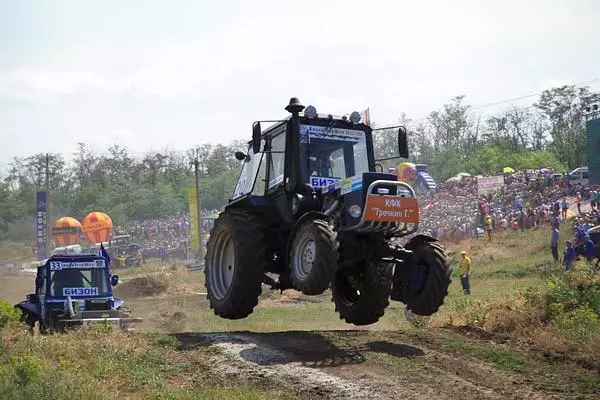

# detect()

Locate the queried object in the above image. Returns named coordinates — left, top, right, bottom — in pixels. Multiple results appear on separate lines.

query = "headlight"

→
left=304, top=105, right=317, bottom=119
left=348, top=204, right=362, bottom=218
left=349, top=111, right=361, bottom=124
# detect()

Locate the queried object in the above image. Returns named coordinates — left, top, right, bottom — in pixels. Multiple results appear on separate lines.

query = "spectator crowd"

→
left=417, top=171, right=600, bottom=244
left=112, top=209, right=218, bottom=260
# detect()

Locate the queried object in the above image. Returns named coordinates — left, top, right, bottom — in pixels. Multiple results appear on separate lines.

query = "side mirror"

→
left=252, top=122, right=262, bottom=154
left=397, top=127, right=408, bottom=158
left=35, top=276, right=43, bottom=289
left=234, top=151, right=249, bottom=162
left=110, top=275, right=119, bottom=287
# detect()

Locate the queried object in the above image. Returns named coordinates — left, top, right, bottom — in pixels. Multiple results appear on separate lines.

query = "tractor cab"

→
left=230, top=99, right=414, bottom=231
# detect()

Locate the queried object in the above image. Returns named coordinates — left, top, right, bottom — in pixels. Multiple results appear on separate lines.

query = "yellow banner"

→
left=188, top=186, right=199, bottom=251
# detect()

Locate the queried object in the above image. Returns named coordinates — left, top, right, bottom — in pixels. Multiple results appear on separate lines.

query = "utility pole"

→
left=44, top=153, right=51, bottom=257
left=193, top=149, right=203, bottom=261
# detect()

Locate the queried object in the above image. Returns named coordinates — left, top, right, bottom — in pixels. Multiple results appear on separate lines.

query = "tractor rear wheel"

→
left=402, top=238, right=452, bottom=316
left=204, top=209, right=267, bottom=319
left=290, top=219, right=339, bottom=295
left=331, top=261, right=391, bottom=325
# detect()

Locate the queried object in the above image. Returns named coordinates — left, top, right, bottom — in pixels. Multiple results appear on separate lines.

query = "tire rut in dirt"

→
left=204, top=209, right=267, bottom=319
left=331, top=262, right=391, bottom=326
left=290, top=219, right=339, bottom=295
left=403, top=239, right=452, bottom=316
left=199, top=332, right=395, bottom=400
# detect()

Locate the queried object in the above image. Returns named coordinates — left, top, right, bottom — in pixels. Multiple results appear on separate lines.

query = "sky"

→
left=1, top=0, right=599, bottom=169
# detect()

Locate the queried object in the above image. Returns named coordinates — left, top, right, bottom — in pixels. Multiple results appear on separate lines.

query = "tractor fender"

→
left=15, top=302, right=42, bottom=320
left=284, top=211, right=329, bottom=270
left=404, top=234, right=439, bottom=251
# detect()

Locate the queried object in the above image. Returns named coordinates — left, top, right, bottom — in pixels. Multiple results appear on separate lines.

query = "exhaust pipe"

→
left=66, top=296, right=75, bottom=317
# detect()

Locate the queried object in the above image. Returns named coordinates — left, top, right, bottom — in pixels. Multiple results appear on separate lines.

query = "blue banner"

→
left=36, top=191, right=47, bottom=260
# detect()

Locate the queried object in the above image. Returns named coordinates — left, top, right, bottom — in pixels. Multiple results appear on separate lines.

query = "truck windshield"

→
left=49, top=268, right=109, bottom=297
left=299, top=124, right=369, bottom=187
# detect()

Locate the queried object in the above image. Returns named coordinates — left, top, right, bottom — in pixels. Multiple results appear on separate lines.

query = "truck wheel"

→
left=402, top=239, right=451, bottom=316
left=331, top=262, right=391, bottom=325
left=290, top=219, right=339, bottom=295
left=204, top=209, right=267, bottom=319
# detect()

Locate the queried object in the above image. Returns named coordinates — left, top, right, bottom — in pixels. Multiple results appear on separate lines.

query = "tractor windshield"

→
left=299, top=124, right=369, bottom=187
left=49, top=267, right=110, bottom=297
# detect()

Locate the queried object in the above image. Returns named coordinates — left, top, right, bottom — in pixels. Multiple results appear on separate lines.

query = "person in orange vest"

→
left=575, top=192, right=582, bottom=215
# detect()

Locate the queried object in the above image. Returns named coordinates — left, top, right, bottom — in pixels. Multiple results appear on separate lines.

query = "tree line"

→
left=374, top=85, right=598, bottom=178
left=0, top=84, right=597, bottom=240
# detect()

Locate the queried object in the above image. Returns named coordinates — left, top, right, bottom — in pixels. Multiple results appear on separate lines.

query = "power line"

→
left=470, top=77, right=600, bottom=110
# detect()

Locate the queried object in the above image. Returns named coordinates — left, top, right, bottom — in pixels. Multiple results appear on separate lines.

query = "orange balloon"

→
left=52, top=217, right=82, bottom=246
left=396, top=162, right=417, bottom=184
left=82, top=211, right=113, bottom=244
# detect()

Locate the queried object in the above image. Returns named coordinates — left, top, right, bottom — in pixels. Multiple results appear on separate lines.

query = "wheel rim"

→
left=293, top=232, right=316, bottom=281
left=209, top=230, right=236, bottom=300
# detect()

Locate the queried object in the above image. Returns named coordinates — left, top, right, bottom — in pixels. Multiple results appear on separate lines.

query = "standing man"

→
left=561, top=197, right=568, bottom=221
left=485, top=215, right=493, bottom=242
left=550, top=226, right=560, bottom=262
left=563, top=240, right=576, bottom=271
left=459, top=250, right=472, bottom=295
left=583, top=239, right=596, bottom=274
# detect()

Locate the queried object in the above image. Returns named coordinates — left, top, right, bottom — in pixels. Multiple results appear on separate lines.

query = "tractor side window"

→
left=252, top=153, right=267, bottom=195
left=233, top=143, right=265, bottom=198
left=36, top=267, right=45, bottom=295
left=268, top=132, right=286, bottom=189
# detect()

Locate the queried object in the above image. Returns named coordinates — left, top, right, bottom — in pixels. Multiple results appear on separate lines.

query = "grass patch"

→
left=467, top=345, right=531, bottom=373
left=0, top=326, right=297, bottom=400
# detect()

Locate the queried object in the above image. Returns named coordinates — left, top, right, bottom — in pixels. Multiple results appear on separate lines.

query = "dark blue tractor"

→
left=14, top=252, right=142, bottom=333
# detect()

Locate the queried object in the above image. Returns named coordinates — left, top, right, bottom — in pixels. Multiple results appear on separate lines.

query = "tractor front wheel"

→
left=290, top=219, right=339, bottom=295
left=331, top=262, right=391, bottom=325
left=401, top=238, right=452, bottom=316
left=204, top=209, right=267, bottom=319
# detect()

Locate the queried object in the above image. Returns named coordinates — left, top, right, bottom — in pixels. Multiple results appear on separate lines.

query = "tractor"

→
left=15, top=249, right=142, bottom=333
left=204, top=98, right=452, bottom=325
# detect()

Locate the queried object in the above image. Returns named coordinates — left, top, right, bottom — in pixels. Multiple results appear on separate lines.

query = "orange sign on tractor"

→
left=363, top=195, right=419, bottom=223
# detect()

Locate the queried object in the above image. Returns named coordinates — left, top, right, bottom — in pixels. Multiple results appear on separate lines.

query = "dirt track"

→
left=175, top=330, right=562, bottom=400
left=2, top=270, right=597, bottom=399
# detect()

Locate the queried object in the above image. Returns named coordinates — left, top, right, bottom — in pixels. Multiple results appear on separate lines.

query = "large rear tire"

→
left=331, top=262, right=392, bottom=325
left=204, top=209, right=267, bottom=319
left=402, top=239, right=451, bottom=316
left=290, top=219, right=339, bottom=295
